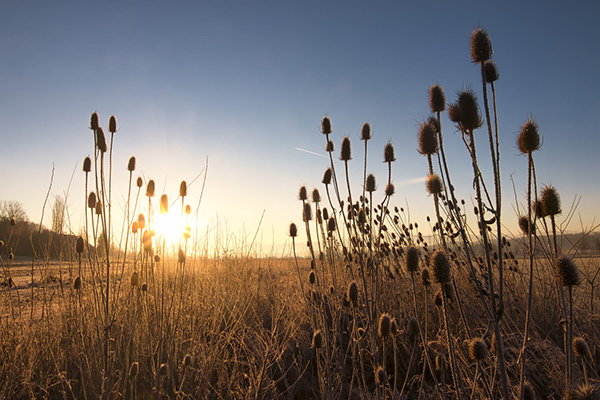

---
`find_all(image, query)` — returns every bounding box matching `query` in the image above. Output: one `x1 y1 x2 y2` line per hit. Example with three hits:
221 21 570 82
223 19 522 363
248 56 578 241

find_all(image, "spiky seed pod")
348 281 359 307
137 214 146 230
565 385 600 400
185 204 191 214
322 208 329 221
378 314 391 338
108 115 117 133
96 127 107 152
8 253 14 260
298 186 308 200
309 270 316 284
73 276 82 290
129 361 139 377
136 177 143 188
484 60 499 83
180 181 187 197
95 201 103 215
541 185 561 216
154 254 161 262
130 272 139 287
321 168 332 185
10 218 16 226
340 136 352 161
183 224 191 239
573 337 591 358
143 230 152 252
468 338 489 361
390 319 398 335
178 248 186 263
429 84 446 113
418 121 439 155
408 317 420 343
366 174 376 192
431 250 451 284
518 118 541 154
518 216 534 235
375 366 387 386
406 246 419 272
76 236 84 254
124 156 136 173
384 142 396 163
470 27 493 63
146 180 155 197
184 354 192 367
88 192 97 208
426 115 441 134
385 183 395 197
302 203 312 222
325 140 335 152
141 283 148 292
457 89 483 131
556 256 580 287
534 199 547 219
421 268 431 287
312 330 323 349
321 116 332 134
521 382 536 400
159 363 168 376
90 112 99 130
448 103 463 124
83 156 91 172
426 174 443 195
132 221 139 234
160 194 169 214
361 122 372 141
312 188 321 203
327 217 336 232
289 223 298 237
357 208 366 224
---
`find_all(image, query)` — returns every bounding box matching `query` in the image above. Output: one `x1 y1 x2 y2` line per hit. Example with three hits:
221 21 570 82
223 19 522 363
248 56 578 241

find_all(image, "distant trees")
0 200 29 223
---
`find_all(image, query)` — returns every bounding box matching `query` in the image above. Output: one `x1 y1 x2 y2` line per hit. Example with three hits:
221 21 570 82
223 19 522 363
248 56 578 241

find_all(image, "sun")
155 211 191 248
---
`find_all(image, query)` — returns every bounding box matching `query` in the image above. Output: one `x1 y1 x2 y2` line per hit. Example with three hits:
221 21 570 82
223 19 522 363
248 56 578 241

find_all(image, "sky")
1 1 599 256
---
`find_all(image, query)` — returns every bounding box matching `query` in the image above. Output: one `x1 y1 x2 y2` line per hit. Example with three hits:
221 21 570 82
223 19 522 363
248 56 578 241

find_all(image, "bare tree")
0 200 29 223
51 195 66 235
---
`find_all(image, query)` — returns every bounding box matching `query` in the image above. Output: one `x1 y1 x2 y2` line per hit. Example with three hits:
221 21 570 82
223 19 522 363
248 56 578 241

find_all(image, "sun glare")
155 212 191 247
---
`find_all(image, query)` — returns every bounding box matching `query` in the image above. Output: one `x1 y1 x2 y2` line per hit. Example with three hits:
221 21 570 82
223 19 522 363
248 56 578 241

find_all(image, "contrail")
397 176 427 187
295 147 327 158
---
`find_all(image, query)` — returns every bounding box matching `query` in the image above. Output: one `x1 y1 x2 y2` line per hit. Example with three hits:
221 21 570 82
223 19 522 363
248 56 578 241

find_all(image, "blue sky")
1 1 599 255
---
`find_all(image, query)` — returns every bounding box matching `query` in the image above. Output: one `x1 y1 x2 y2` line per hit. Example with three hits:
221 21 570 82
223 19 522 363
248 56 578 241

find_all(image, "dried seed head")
573 337 591 358
321 116 332 134
312 330 323 349
375 366 387 386
426 115 441 134
132 221 139 234
378 314 391 338
418 121 439 155
159 194 169 214
184 354 192 367
154 254 161 262
327 217 336 232
73 276 81 290
130 271 139 287
141 282 148 292
565 384 600 400
518 118 541 154
468 338 489 361
556 256 580 287
340 137 352 161
289 222 298 237
361 122 372 141
96 127 107 152
136 177 143 187
534 199 547 219
406 246 420 272
518 216 535 236
8 253 14 260
322 208 329 221
408 317 420 343
521 382 536 400
541 185 561 216
183 224 191 239
429 84 446 113
470 27 493 63
185 204 191 214
146 180 155 197
322 168 332 185
177 181 186 198
309 270 316 284
159 363 168 376
366 174 376 192
348 281 359 307
312 188 321 203
448 102 463 124
88 192 97 209
127 156 136 172
83 156 91 173
137 214 146 230
298 186 308 201
143 230 152 252
357 208 366 224
95 201 103 215
457 89 483 131
325 140 335 152
302 203 312 222
484 60 499 83
426 174 443 195
431 250 451 284
384 142 396 163
90 112 99 130
421 268 431 287
76 236 84 254
178 248 186 264
109 115 117 134
385 183 395 197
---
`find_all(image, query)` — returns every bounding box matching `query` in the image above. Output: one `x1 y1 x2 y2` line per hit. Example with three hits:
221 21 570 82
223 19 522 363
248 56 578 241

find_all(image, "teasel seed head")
312 330 323 349
407 317 420 342
88 192 97 209
183 224 191 239
309 270 316 284
154 254 161 262
534 199 547 219
385 183 395 197
178 248 186 264
384 141 396 163
159 363 168 376
325 140 335 152
129 361 139 377
457 89 483 131
518 118 541 154
375 366 387 386
136 177 143 188
365 174 377 193
109 115 117 134
90 112 99 130
160 194 169 214
406 246 419 272
95 201 103 215
426 115 441 134
83 156 91 173
378 314 391 338
132 221 139 234
76 236 84 254
180 181 187 197
518 216 534 236
298 185 308 201
321 168 332 185
521 382 536 400
340 136 352 161
302 203 312 222
312 188 321 203
448 102 463 124
357 208 366 225
287 222 297 238
143 230 152 252
146 180 155 197
556 256 580 287
470 27 493 63
468 338 489 361
321 116 332 135
348 281 359 307
573 337 591 358
72 275 82 290
484 60 499 83
418 121 439 155
541 185 561 216
431 250 451 284
127 156 136 172
141 282 148 292
185 204 191 215
361 122 372 141
8 253 13 260
96 127 107 152
130 271 139 287
138 214 146 230
429 84 446 113
421 267 431 287
184 354 192 367
426 174 443 195
327 217 336 232
10 218 16 226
